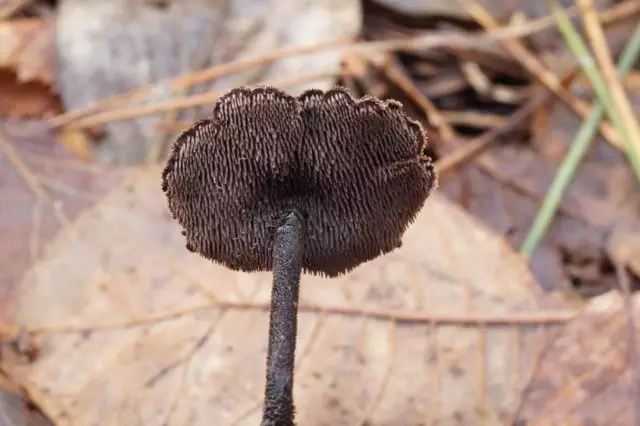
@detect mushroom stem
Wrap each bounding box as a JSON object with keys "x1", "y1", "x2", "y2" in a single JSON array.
[{"x1": 261, "y1": 210, "x2": 305, "y2": 426}]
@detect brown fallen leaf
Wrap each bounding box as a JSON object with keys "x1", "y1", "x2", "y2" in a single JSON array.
[
  {"x1": 0, "y1": 18, "x2": 54, "y2": 86},
  {"x1": 516, "y1": 290, "x2": 640, "y2": 425},
  {"x1": 0, "y1": 164, "x2": 577, "y2": 425},
  {"x1": 0, "y1": 70, "x2": 62, "y2": 119},
  {"x1": 0, "y1": 16, "x2": 60, "y2": 119}
]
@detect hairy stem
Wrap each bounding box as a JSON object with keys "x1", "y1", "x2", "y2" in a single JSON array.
[{"x1": 261, "y1": 210, "x2": 305, "y2": 426}]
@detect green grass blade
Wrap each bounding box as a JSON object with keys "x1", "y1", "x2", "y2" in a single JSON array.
[{"x1": 520, "y1": 15, "x2": 640, "y2": 258}]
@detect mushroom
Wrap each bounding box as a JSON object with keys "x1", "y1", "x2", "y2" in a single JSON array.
[{"x1": 162, "y1": 86, "x2": 437, "y2": 425}]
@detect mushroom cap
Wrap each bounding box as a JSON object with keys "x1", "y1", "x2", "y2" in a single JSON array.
[{"x1": 162, "y1": 86, "x2": 436, "y2": 277}]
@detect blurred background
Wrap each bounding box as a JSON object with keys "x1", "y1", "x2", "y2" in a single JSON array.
[{"x1": 0, "y1": 0, "x2": 639, "y2": 425}]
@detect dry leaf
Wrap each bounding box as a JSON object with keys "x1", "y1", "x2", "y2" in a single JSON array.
[
  {"x1": 0, "y1": 17, "x2": 59, "y2": 118},
  {"x1": 606, "y1": 220, "x2": 640, "y2": 277},
  {"x1": 0, "y1": 130, "x2": 117, "y2": 426},
  {"x1": 0, "y1": 165, "x2": 574, "y2": 425},
  {"x1": 0, "y1": 18, "x2": 54, "y2": 85},
  {"x1": 0, "y1": 127, "x2": 123, "y2": 321},
  {"x1": 0, "y1": 70, "x2": 62, "y2": 118},
  {"x1": 517, "y1": 290, "x2": 640, "y2": 425}
]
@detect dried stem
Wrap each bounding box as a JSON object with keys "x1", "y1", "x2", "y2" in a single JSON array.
[
  {"x1": 436, "y1": 89, "x2": 554, "y2": 174},
  {"x1": 66, "y1": 71, "x2": 343, "y2": 130},
  {"x1": 577, "y1": 0, "x2": 640, "y2": 173},
  {"x1": 375, "y1": 54, "x2": 457, "y2": 143},
  {"x1": 261, "y1": 210, "x2": 305, "y2": 426},
  {"x1": 49, "y1": 5, "x2": 613, "y2": 129},
  {"x1": 455, "y1": 0, "x2": 630, "y2": 150}
]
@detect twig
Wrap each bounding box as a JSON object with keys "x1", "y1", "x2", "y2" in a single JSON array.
[
  {"x1": 435, "y1": 89, "x2": 554, "y2": 174},
  {"x1": 65, "y1": 71, "x2": 345, "y2": 129},
  {"x1": 48, "y1": 37, "x2": 353, "y2": 128},
  {"x1": 440, "y1": 111, "x2": 506, "y2": 129},
  {"x1": 520, "y1": 6, "x2": 640, "y2": 257},
  {"x1": 459, "y1": 61, "x2": 526, "y2": 104},
  {"x1": 22, "y1": 301, "x2": 578, "y2": 335},
  {"x1": 375, "y1": 54, "x2": 457, "y2": 142},
  {"x1": 455, "y1": 0, "x2": 625, "y2": 151},
  {"x1": 578, "y1": 0, "x2": 640, "y2": 174},
  {"x1": 48, "y1": 9, "x2": 603, "y2": 129},
  {"x1": 155, "y1": 121, "x2": 192, "y2": 133}
]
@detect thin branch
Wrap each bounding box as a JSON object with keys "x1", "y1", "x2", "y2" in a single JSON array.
[
  {"x1": 455, "y1": 0, "x2": 636, "y2": 151},
  {"x1": 22, "y1": 302, "x2": 578, "y2": 336},
  {"x1": 47, "y1": 7, "x2": 606, "y2": 129},
  {"x1": 436, "y1": 88, "x2": 554, "y2": 174},
  {"x1": 375, "y1": 55, "x2": 457, "y2": 143},
  {"x1": 578, "y1": 0, "x2": 640, "y2": 172},
  {"x1": 65, "y1": 71, "x2": 345, "y2": 129}
]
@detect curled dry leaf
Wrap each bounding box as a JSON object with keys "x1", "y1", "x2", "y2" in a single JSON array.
[
  {"x1": 0, "y1": 18, "x2": 54, "y2": 85},
  {"x1": 0, "y1": 70, "x2": 62, "y2": 119},
  {"x1": 0, "y1": 165, "x2": 575, "y2": 425},
  {"x1": 517, "y1": 290, "x2": 640, "y2": 425},
  {"x1": 0, "y1": 18, "x2": 60, "y2": 119}
]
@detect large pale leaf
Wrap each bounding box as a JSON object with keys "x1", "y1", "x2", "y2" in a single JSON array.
[{"x1": 3, "y1": 165, "x2": 569, "y2": 425}]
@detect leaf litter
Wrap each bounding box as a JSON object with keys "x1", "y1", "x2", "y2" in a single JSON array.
[
  {"x1": 1, "y1": 163, "x2": 576, "y2": 425},
  {"x1": 0, "y1": 17, "x2": 61, "y2": 119},
  {"x1": 361, "y1": 0, "x2": 640, "y2": 298}
]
